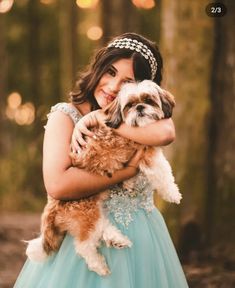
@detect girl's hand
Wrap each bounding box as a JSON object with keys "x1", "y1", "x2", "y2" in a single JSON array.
[
  {"x1": 125, "y1": 148, "x2": 145, "y2": 175},
  {"x1": 71, "y1": 110, "x2": 107, "y2": 152}
]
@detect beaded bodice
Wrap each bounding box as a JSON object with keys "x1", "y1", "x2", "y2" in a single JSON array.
[
  {"x1": 47, "y1": 103, "x2": 155, "y2": 227},
  {"x1": 104, "y1": 174, "x2": 155, "y2": 227}
]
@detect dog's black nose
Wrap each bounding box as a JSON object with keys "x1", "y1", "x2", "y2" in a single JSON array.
[{"x1": 136, "y1": 105, "x2": 144, "y2": 112}]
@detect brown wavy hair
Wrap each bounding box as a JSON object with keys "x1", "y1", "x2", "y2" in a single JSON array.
[{"x1": 70, "y1": 33, "x2": 163, "y2": 111}]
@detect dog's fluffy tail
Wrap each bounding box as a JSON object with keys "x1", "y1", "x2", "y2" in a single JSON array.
[
  {"x1": 25, "y1": 236, "x2": 48, "y2": 262},
  {"x1": 26, "y1": 201, "x2": 65, "y2": 262},
  {"x1": 40, "y1": 204, "x2": 65, "y2": 255}
]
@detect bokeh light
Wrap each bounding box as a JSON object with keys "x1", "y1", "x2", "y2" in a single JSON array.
[
  {"x1": 5, "y1": 106, "x2": 15, "y2": 120},
  {"x1": 76, "y1": 0, "x2": 99, "y2": 9},
  {"x1": 132, "y1": 0, "x2": 155, "y2": 9},
  {"x1": 16, "y1": 0, "x2": 28, "y2": 7},
  {"x1": 0, "y1": 0, "x2": 14, "y2": 13},
  {"x1": 40, "y1": 0, "x2": 55, "y2": 5},
  {"x1": 7, "y1": 92, "x2": 22, "y2": 110},
  {"x1": 87, "y1": 26, "x2": 103, "y2": 41},
  {"x1": 6, "y1": 92, "x2": 35, "y2": 125},
  {"x1": 14, "y1": 103, "x2": 35, "y2": 126}
]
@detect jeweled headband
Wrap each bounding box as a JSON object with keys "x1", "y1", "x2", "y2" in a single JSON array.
[{"x1": 107, "y1": 38, "x2": 157, "y2": 80}]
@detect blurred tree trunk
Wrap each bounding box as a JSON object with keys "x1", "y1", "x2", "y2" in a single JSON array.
[
  {"x1": 0, "y1": 17, "x2": 6, "y2": 99},
  {"x1": 100, "y1": 0, "x2": 139, "y2": 43},
  {"x1": 28, "y1": 0, "x2": 41, "y2": 108},
  {"x1": 160, "y1": 0, "x2": 214, "y2": 246},
  {"x1": 206, "y1": 0, "x2": 235, "y2": 244},
  {"x1": 0, "y1": 15, "x2": 7, "y2": 154},
  {"x1": 71, "y1": 1, "x2": 78, "y2": 79},
  {"x1": 58, "y1": 0, "x2": 78, "y2": 100}
]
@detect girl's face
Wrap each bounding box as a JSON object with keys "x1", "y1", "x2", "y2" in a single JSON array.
[{"x1": 94, "y1": 58, "x2": 135, "y2": 108}]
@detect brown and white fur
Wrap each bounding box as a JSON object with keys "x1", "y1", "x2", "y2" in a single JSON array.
[{"x1": 25, "y1": 80, "x2": 181, "y2": 276}]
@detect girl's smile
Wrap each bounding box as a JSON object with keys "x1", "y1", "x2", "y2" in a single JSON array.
[{"x1": 94, "y1": 58, "x2": 135, "y2": 108}]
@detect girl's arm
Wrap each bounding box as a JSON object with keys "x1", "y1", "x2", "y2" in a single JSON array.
[
  {"x1": 114, "y1": 118, "x2": 175, "y2": 146},
  {"x1": 43, "y1": 111, "x2": 141, "y2": 201},
  {"x1": 71, "y1": 110, "x2": 175, "y2": 151}
]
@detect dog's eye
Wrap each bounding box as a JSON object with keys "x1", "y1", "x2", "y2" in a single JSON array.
[
  {"x1": 144, "y1": 98, "x2": 154, "y2": 105},
  {"x1": 125, "y1": 103, "x2": 133, "y2": 109}
]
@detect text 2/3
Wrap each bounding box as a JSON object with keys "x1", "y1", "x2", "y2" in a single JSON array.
[
  {"x1": 205, "y1": 2, "x2": 227, "y2": 17},
  {"x1": 211, "y1": 6, "x2": 221, "y2": 14}
]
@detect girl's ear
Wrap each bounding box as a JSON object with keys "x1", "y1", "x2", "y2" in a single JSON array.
[
  {"x1": 103, "y1": 97, "x2": 123, "y2": 128},
  {"x1": 160, "y1": 90, "x2": 176, "y2": 118}
]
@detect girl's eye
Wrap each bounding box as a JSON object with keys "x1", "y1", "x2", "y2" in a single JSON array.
[
  {"x1": 107, "y1": 68, "x2": 116, "y2": 77},
  {"x1": 123, "y1": 79, "x2": 134, "y2": 84}
]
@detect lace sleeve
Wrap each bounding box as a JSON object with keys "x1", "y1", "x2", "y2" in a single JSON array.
[{"x1": 45, "y1": 102, "x2": 82, "y2": 128}]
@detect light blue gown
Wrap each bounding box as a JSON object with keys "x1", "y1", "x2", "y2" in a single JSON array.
[{"x1": 14, "y1": 103, "x2": 188, "y2": 288}]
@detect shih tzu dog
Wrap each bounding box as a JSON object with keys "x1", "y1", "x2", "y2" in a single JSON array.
[{"x1": 25, "y1": 80, "x2": 181, "y2": 276}]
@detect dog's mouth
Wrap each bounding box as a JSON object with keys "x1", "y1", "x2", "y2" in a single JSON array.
[
  {"x1": 152, "y1": 113, "x2": 161, "y2": 120},
  {"x1": 137, "y1": 111, "x2": 145, "y2": 117},
  {"x1": 126, "y1": 110, "x2": 162, "y2": 127},
  {"x1": 136, "y1": 110, "x2": 157, "y2": 119},
  {"x1": 136, "y1": 112, "x2": 161, "y2": 121}
]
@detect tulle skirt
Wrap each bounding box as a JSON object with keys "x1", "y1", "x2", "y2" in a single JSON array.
[{"x1": 14, "y1": 208, "x2": 188, "y2": 288}]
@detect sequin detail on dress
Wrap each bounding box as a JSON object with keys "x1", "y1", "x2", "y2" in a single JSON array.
[
  {"x1": 104, "y1": 172, "x2": 155, "y2": 227},
  {"x1": 47, "y1": 102, "x2": 82, "y2": 125}
]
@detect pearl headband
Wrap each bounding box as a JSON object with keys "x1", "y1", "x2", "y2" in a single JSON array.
[{"x1": 107, "y1": 38, "x2": 157, "y2": 80}]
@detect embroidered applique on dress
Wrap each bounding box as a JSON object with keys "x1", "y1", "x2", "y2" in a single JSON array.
[{"x1": 104, "y1": 172, "x2": 155, "y2": 227}]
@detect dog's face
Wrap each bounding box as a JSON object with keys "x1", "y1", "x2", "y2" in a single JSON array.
[{"x1": 104, "y1": 80, "x2": 175, "y2": 128}]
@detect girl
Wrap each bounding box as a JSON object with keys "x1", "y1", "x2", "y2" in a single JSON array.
[{"x1": 14, "y1": 32, "x2": 188, "y2": 288}]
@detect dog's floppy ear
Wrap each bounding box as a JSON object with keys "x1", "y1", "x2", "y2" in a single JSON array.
[
  {"x1": 159, "y1": 90, "x2": 176, "y2": 118},
  {"x1": 103, "y1": 97, "x2": 122, "y2": 128}
]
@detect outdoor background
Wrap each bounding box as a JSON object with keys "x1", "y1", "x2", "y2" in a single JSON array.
[{"x1": 0, "y1": 0, "x2": 234, "y2": 287}]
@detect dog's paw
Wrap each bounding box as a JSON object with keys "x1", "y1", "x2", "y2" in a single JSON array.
[
  {"x1": 88, "y1": 257, "x2": 111, "y2": 276},
  {"x1": 103, "y1": 224, "x2": 132, "y2": 249},
  {"x1": 173, "y1": 192, "x2": 182, "y2": 204},
  {"x1": 104, "y1": 235, "x2": 132, "y2": 249},
  {"x1": 167, "y1": 192, "x2": 182, "y2": 204},
  {"x1": 92, "y1": 265, "x2": 111, "y2": 276},
  {"x1": 25, "y1": 237, "x2": 48, "y2": 262},
  {"x1": 161, "y1": 184, "x2": 182, "y2": 204}
]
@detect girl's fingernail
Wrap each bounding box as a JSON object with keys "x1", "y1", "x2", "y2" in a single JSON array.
[{"x1": 93, "y1": 135, "x2": 97, "y2": 140}]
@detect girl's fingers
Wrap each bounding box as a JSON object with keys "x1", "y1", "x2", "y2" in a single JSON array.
[
  {"x1": 78, "y1": 125, "x2": 94, "y2": 138},
  {"x1": 127, "y1": 148, "x2": 145, "y2": 167},
  {"x1": 71, "y1": 115, "x2": 98, "y2": 152},
  {"x1": 74, "y1": 130, "x2": 87, "y2": 147},
  {"x1": 71, "y1": 136, "x2": 80, "y2": 153},
  {"x1": 135, "y1": 148, "x2": 145, "y2": 158},
  {"x1": 71, "y1": 134, "x2": 86, "y2": 155}
]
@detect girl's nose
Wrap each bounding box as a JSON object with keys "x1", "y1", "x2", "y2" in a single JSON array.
[{"x1": 107, "y1": 79, "x2": 121, "y2": 94}]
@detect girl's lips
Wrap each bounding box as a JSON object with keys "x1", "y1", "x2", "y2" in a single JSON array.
[{"x1": 102, "y1": 91, "x2": 116, "y2": 102}]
